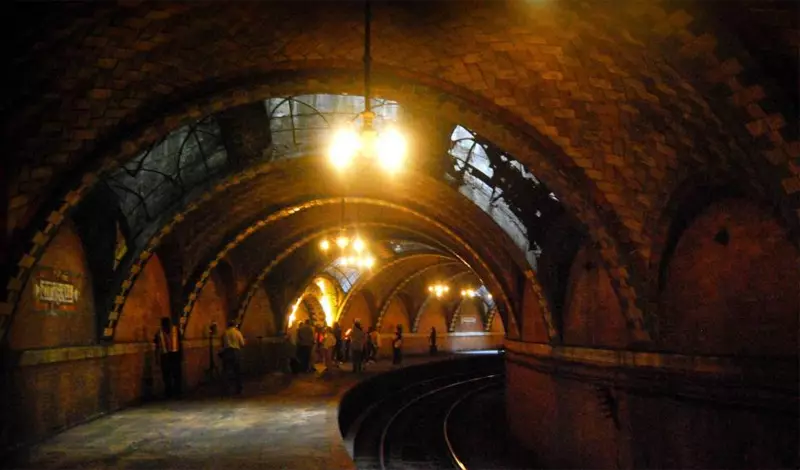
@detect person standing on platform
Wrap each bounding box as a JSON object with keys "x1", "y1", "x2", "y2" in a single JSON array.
[
  {"x1": 322, "y1": 327, "x2": 336, "y2": 373},
  {"x1": 350, "y1": 321, "x2": 366, "y2": 373},
  {"x1": 296, "y1": 320, "x2": 315, "y2": 373},
  {"x1": 368, "y1": 326, "x2": 381, "y2": 362},
  {"x1": 221, "y1": 320, "x2": 245, "y2": 395},
  {"x1": 429, "y1": 327, "x2": 438, "y2": 356},
  {"x1": 332, "y1": 322, "x2": 343, "y2": 363},
  {"x1": 392, "y1": 325, "x2": 404, "y2": 365},
  {"x1": 154, "y1": 317, "x2": 182, "y2": 399}
]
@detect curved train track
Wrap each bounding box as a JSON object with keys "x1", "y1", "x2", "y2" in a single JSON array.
[{"x1": 347, "y1": 372, "x2": 503, "y2": 470}]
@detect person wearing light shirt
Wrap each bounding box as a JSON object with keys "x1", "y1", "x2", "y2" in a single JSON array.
[{"x1": 221, "y1": 320, "x2": 245, "y2": 394}]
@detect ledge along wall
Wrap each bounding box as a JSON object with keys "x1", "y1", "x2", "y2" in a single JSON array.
[
  {"x1": 504, "y1": 202, "x2": 799, "y2": 469},
  {"x1": 0, "y1": 221, "x2": 285, "y2": 454}
]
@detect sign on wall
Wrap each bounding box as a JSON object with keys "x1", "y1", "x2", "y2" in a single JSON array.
[
  {"x1": 461, "y1": 316, "x2": 477, "y2": 324},
  {"x1": 33, "y1": 266, "x2": 81, "y2": 312}
]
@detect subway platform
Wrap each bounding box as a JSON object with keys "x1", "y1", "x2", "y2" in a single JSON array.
[{"x1": 6, "y1": 356, "x2": 465, "y2": 470}]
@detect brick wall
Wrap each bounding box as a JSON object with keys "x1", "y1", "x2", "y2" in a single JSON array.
[
  {"x1": 240, "y1": 286, "x2": 277, "y2": 339},
  {"x1": 520, "y1": 284, "x2": 548, "y2": 343},
  {"x1": 184, "y1": 274, "x2": 227, "y2": 341},
  {"x1": 416, "y1": 299, "x2": 448, "y2": 334},
  {"x1": 376, "y1": 333, "x2": 503, "y2": 358},
  {"x1": 505, "y1": 350, "x2": 798, "y2": 469},
  {"x1": 379, "y1": 297, "x2": 411, "y2": 334},
  {"x1": 506, "y1": 361, "x2": 618, "y2": 469},
  {"x1": 658, "y1": 200, "x2": 799, "y2": 355},
  {"x1": 338, "y1": 292, "x2": 374, "y2": 331},
  {"x1": 8, "y1": 220, "x2": 95, "y2": 350},
  {"x1": 561, "y1": 245, "x2": 628, "y2": 348},
  {"x1": 115, "y1": 254, "x2": 169, "y2": 343},
  {"x1": 452, "y1": 300, "x2": 485, "y2": 333}
]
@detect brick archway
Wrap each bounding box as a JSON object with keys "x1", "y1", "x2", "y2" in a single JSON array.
[{"x1": 4, "y1": 1, "x2": 798, "y2": 347}]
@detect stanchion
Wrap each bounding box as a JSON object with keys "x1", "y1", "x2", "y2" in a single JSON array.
[{"x1": 205, "y1": 321, "x2": 220, "y2": 384}]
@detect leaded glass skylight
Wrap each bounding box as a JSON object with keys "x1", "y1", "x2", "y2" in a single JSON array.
[{"x1": 265, "y1": 94, "x2": 402, "y2": 155}]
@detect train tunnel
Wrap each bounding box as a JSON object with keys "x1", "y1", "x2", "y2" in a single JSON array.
[{"x1": 0, "y1": 1, "x2": 798, "y2": 468}]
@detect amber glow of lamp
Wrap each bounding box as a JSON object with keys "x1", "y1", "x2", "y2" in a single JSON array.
[{"x1": 327, "y1": 0, "x2": 408, "y2": 173}]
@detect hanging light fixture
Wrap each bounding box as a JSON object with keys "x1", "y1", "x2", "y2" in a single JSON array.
[
  {"x1": 460, "y1": 287, "x2": 478, "y2": 298},
  {"x1": 318, "y1": 200, "x2": 377, "y2": 270},
  {"x1": 428, "y1": 282, "x2": 450, "y2": 298},
  {"x1": 427, "y1": 257, "x2": 450, "y2": 298},
  {"x1": 327, "y1": 0, "x2": 408, "y2": 173}
]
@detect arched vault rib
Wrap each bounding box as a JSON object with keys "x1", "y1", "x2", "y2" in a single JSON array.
[
  {"x1": 447, "y1": 276, "x2": 486, "y2": 333},
  {"x1": 412, "y1": 271, "x2": 474, "y2": 333},
  {"x1": 7, "y1": 1, "x2": 800, "y2": 346},
  {"x1": 170, "y1": 198, "x2": 522, "y2": 340},
  {"x1": 334, "y1": 253, "x2": 459, "y2": 326},
  {"x1": 240, "y1": 229, "x2": 453, "y2": 332},
  {"x1": 374, "y1": 261, "x2": 463, "y2": 331},
  {"x1": 2, "y1": 71, "x2": 649, "y2": 345}
]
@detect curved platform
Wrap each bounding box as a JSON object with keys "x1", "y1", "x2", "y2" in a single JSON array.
[{"x1": 6, "y1": 355, "x2": 488, "y2": 470}]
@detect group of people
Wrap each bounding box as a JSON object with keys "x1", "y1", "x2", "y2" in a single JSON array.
[
  {"x1": 287, "y1": 319, "x2": 405, "y2": 374},
  {"x1": 152, "y1": 315, "x2": 434, "y2": 399}
]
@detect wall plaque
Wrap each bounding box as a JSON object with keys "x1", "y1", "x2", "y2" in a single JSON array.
[
  {"x1": 33, "y1": 266, "x2": 81, "y2": 312},
  {"x1": 461, "y1": 316, "x2": 477, "y2": 324}
]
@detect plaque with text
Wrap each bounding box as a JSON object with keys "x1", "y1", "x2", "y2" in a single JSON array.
[{"x1": 33, "y1": 266, "x2": 81, "y2": 312}]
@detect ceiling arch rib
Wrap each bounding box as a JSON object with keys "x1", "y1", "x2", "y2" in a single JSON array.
[
  {"x1": 412, "y1": 270, "x2": 475, "y2": 333},
  {"x1": 374, "y1": 261, "x2": 463, "y2": 331},
  {"x1": 1, "y1": 70, "x2": 636, "y2": 342},
  {"x1": 334, "y1": 253, "x2": 459, "y2": 325},
  {"x1": 2, "y1": 65, "x2": 647, "y2": 343},
  {"x1": 448, "y1": 284, "x2": 496, "y2": 333},
  {"x1": 167, "y1": 198, "x2": 518, "y2": 341},
  {"x1": 233, "y1": 224, "x2": 464, "y2": 331},
  {"x1": 9, "y1": 0, "x2": 798, "y2": 346},
  {"x1": 165, "y1": 160, "x2": 531, "y2": 294},
  {"x1": 275, "y1": 239, "x2": 451, "y2": 327}
]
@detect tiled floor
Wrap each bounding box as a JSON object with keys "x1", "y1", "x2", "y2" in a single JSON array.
[{"x1": 9, "y1": 357, "x2": 444, "y2": 470}]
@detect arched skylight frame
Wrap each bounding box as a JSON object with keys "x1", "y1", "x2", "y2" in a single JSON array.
[
  {"x1": 103, "y1": 115, "x2": 229, "y2": 247},
  {"x1": 265, "y1": 94, "x2": 402, "y2": 155},
  {"x1": 323, "y1": 257, "x2": 366, "y2": 294},
  {"x1": 447, "y1": 125, "x2": 544, "y2": 269}
]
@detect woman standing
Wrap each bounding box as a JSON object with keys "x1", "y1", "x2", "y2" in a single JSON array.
[
  {"x1": 392, "y1": 325, "x2": 403, "y2": 365},
  {"x1": 429, "y1": 327, "x2": 438, "y2": 356}
]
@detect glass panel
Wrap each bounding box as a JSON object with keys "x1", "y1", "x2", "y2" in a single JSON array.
[
  {"x1": 448, "y1": 125, "x2": 545, "y2": 269},
  {"x1": 265, "y1": 94, "x2": 403, "y2": 158},
  {"x1": 105, "y1": 117, "x2": 230, "y2": 244}
]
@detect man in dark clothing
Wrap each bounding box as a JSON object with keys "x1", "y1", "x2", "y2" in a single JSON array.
[
  {"x1": 332, "y1": 322, "x2": 343, "y2": 363},
  {"x1": 296, "y1": 320, "x2": 315, "y2": 372},
  {"x1": 154, "y1": 317, "x2": 182, "y2": 398},
  {"x1": 350, "y1": 321, "x2": 366, "y2": 373}
]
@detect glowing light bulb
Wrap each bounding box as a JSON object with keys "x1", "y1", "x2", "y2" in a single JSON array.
[
  {"x1": 487, "y1": 293, "x2": 493, "y2": 300},
  {"x1": 353, "y1": 238, "x2": 365, "y2": 253},
  {"x1": 329, "y1": 128, "x2": 360, "y2": 169},
  {"x1": 428, "y1": 286, "x2": 434, "y2": 292},
  {"x1": 376, "y1": 127, "x2": 407, "y2": 173},
  {"x1": 336, "y1": 236, "x2": 349, "y2": 249},
  {"x1": 319, "y1": 239, "x2": 330, "y2": 251},
  {"x1": 365, "y1": 256, "x2": 375, "y2": 269}
]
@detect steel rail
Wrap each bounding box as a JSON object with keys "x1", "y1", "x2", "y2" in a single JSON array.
[
  {"x1": 378, "y1": 374, "x2": 501, "y2": 470},
  {"x1": 443, "y1": 381, "x2": 503, "y2": 470}
]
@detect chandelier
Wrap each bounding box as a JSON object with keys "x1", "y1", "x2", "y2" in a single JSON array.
[
  {"x1": 428, "y1": 283, "x2": 450, "y2": 298},
  {"x1": 319, "y1": 232, "x2": 376, "y2": 269},
  {"x1": 327, "y1": 0, "x2": 408, "y2": 173},
  {"x1": 460, "y1": 287, "x2": 478, "y2": 298}
]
